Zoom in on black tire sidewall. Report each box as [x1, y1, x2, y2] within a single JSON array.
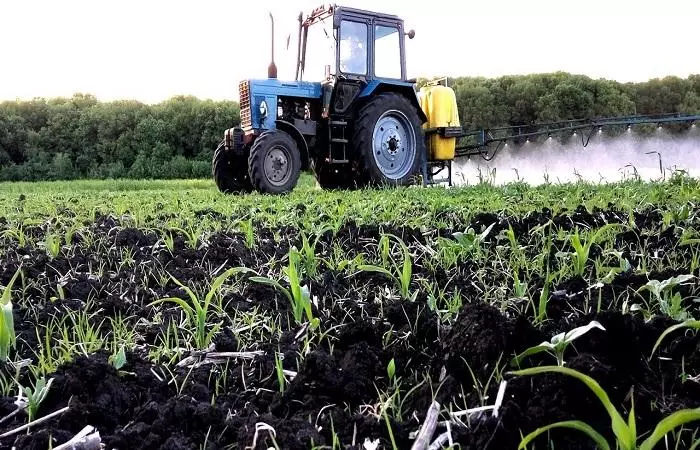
[[353, 93, 425, 186], [212, 140, 252, 193], [248, 130, 301, 194]]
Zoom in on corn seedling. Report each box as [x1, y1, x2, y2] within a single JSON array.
[[510, 365, 700, 450], [161, 230, 175, 253], [250, 248, 317, 327], [19, 376, 53, 423], [149, 267, 249, 350], [299, 225, 332, 278], [168, 225, 199, 249], [512, 320, 606, 367], [2, 225, 29, 248], [238, 218, 255, 249], [357, 234, 415, 301], [533, 271, 554, 325], [512, 269, 528, 301], [436, 223, 495, 269], [387, 358, 396, 382], [650, 319, 700, 359], [0, 267, 21, 362], [564, 224, 622, 277], [109, 346, 127, 370], [274, 352, 286, 393], [637, 274, 694, 321]]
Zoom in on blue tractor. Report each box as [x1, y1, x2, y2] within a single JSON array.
[[213, 4, 430, 194]]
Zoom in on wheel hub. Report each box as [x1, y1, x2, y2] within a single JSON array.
[[387, 135, 401, 154], [372, 110, 416, 179], [264, 147, 291, 185]]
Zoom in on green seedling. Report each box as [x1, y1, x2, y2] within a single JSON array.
[[436, 222, 495, 268], [565, 224, 622, 277], [357, 234, 415, 301], [299, 225, 332, 278], [512, 320, 606, 367], [238, 218, 255, 249], [19, 376, 53, 423], [387, 358, 396, 382], [250, 248, 317, 326], [0, 267, 21, 362], [149, 267, 248, 350], [274, 352, 286, 393], [168, 225, 199, 249], [510, 366, 700, 450], [512, 269, 528, 300], [162, 230, 175, 253], [637, 274, 694, 321], [650, 319, 700, 359], [109, 346, 127, 370], [534, 270, 554, 325]]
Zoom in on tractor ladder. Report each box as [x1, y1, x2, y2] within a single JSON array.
[[327, 119, 349, 164]]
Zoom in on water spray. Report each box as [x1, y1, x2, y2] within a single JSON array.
[[453, 127, 700, 186]]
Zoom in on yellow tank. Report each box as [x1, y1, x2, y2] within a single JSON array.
[[419, 84, 460, 160]]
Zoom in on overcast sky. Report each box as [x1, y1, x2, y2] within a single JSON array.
[[1, 0, 699, 103]]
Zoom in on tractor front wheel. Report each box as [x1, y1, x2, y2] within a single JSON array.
[[212, 140, 252, 194], [353, 93, 425, 186], [248, 130, 301, 194]]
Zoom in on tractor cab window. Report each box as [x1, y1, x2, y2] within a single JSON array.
[[374, 25, 401, 79], [304, 17, 335, 81], [339, 20, 367, 75]]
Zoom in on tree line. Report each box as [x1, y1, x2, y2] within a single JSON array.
[[0, 94, 239, 181], [419, 73, 700, 131], [1, 73, 699, 182]]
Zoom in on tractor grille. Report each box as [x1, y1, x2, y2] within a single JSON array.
[[239, 80, 251, 129]]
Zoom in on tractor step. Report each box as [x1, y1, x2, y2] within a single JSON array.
[[328, 118, 349, 163]]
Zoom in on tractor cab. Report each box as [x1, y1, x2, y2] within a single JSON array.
[[213, 5, 454, 196], [297, 5, 416, 119]]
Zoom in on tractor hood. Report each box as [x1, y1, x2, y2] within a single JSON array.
[[245, 79, 322, 98], [239, 79, 322, 131]]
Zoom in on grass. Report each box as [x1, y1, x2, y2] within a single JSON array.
[[2, 171, 700, 230]]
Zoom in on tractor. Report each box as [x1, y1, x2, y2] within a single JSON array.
[[212, 4, 460, 194]]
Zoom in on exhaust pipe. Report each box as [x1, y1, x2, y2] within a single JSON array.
[[268, 12, 277, 79], [295, 12, 302, 80]]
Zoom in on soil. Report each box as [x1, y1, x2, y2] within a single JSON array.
[[0, 204, 699, 449]]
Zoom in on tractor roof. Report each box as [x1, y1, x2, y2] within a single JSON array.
[[333, 5, 402, 22], [303, 4, 402, 27]]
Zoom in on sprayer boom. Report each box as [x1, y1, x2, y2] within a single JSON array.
[[452, 112, 700, 159]]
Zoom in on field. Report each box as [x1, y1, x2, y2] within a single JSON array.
[[1, 173, 700, 449]]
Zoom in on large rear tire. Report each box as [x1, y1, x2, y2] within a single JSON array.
[[248, 130, 301, 194], [352, 93, 425, 187], [212, 140, 252, 194]]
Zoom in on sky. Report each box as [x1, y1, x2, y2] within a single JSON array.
[[1, 0, 699, 104]]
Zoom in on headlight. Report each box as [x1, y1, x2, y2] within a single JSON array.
[[259, 100, 268, 118]]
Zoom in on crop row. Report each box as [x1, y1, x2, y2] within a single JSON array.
[[0, 188, 698, 448]]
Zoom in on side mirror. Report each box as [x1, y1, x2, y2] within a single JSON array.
[[407, 29, 416, 39]]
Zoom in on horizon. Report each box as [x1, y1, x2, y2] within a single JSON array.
[[1, 0, 699, 104]]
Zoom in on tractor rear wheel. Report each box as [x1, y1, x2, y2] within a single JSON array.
[[212, 140, 252, 193], [353, 93, 425, 186], [248, 129, 301, 194]]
